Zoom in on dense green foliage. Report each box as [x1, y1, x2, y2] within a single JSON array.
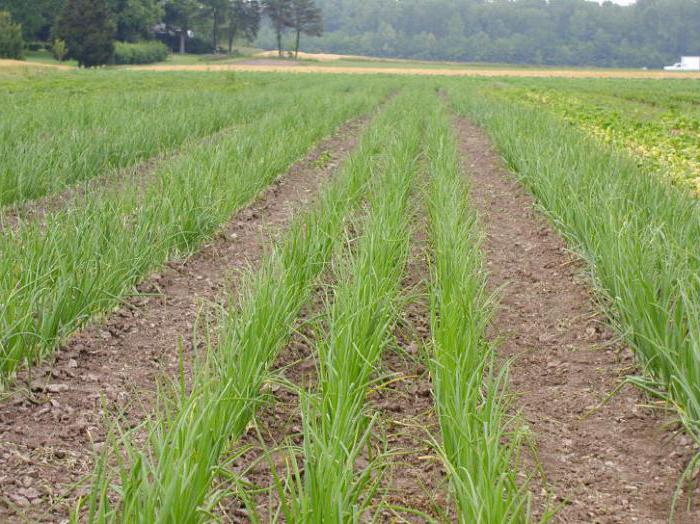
[[52, 38, 68, 61], [0, 73, 271, 206], [107, 0, 163, 42], [289, 92, 420, 521], [0, 10, 23, 59], [3, 0, 700, 66], [55, 0, 115, 66], [113, 40, 169, 63], [425, 101, 529, 523], [0, 0, 62, 42], [256, 0, 700, 67]]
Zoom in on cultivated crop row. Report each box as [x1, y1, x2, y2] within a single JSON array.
[[286, 93, 422, 521], [425, 103, 529, 523], [0, 72, 322, 207], [450, 84, 700, 454], [0, 77, 394, 382], [77, 89, 529, 522], [493, 80, 700, 194], [82, 89, 417, 523]]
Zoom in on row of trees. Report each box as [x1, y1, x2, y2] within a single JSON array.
[[0, 0, 323, 66], [256, 0, 700, 68], [5, 0, 699, 68], [164, 0, 321, 57]]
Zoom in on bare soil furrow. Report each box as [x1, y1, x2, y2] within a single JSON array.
[[369, 212, 448, 522], [220, 292, 321, 521], [0, 116, 369, 523], [453, 116, 700, 523]]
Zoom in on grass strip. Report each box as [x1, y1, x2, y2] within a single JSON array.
[[449, 84, 700, 465], [81, 90, 408, 523], [283, 91, 425, 522], [0, 76, 394, 382], [424, 101, 530, 523]]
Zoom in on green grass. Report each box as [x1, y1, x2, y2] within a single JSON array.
[[283, 90, 425, 522], [0, 75, 394, 383], [424, 101, 531, 523], [81, 88, 404, 523], [448, 82, 700, 448]]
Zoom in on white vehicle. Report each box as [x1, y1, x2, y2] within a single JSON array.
[[664, 56, 700, 71]]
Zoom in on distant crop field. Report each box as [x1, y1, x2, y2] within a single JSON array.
[[491, 78, 700, 193], [130, 60, 700, 79], [1, 67, 699, 523]]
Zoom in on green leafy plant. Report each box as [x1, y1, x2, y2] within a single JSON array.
[[286, 91, 423, 522]]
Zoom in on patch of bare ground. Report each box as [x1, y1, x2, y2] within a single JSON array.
[[0, 123, 242, 233], [0, 115, 370, 523], [453, 116, 700, 523]]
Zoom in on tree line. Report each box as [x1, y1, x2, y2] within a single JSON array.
[[2, 0, 699, 68], [0, 0, 322, 66], [256, 0, 699, 68]]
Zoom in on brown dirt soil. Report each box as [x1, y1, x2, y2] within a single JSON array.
[[132, 63, 700, 80], [0, 116, 369, 523], [453, 116, 700, 523]]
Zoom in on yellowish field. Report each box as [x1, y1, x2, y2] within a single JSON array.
[[132, 61, 700, 79], [0, 58, 72, 70], [4, 54, 700, 79]]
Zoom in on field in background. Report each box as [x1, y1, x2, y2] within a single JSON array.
[[5, 49, 700, 79], [1, 65, 700, 522]]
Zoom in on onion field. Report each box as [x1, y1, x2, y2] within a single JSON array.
[[1, 66, 699, 523]]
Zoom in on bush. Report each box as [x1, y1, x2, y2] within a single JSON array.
[[113, 41, 169, 65], [0, 11, 24, 60], [52, 39, 68, 62], [187, 36, 215, 55], [55, 0, 114, 67]]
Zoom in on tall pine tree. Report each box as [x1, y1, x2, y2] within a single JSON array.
[[262, 0, 291, 57], [227, 0, 261, 54], [56, 0, 115, 67], [287, 0, 321, 59]]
